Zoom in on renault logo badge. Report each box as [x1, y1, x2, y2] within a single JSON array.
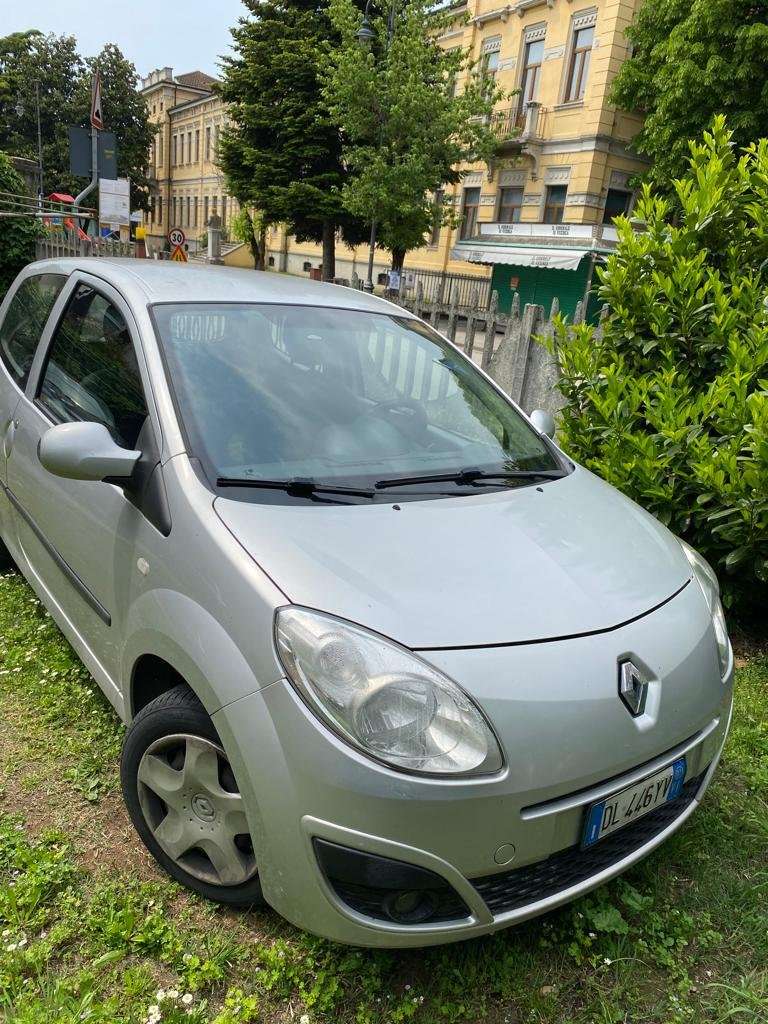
[[619, 660, 648, 717]]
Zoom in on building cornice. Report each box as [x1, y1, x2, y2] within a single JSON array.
[[473, 0, 555, 27]]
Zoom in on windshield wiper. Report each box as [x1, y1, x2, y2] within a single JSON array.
[[374, 467, 565, 490], [216, 477, 376, 499]]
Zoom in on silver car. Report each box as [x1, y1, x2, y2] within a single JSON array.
[[0, 259, 732, 947]]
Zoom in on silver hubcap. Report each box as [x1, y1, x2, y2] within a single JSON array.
[[137, 734, 257, 887]]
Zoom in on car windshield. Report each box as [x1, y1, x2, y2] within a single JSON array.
[[152, 302, 563, 501]]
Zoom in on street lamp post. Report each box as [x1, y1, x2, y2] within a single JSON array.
[[356, 0, 398, 293], [15, 82, 44, 215]]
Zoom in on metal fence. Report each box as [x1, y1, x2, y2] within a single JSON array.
[[36, 233, 136, 261], [398, 267, 492, 310]]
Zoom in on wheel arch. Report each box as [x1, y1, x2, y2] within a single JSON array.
[[122, 589, 277, 722]]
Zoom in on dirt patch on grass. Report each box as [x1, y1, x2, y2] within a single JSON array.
[[732, 629, 767, 669]]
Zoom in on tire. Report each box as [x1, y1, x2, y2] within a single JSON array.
[[0, 535, 16, 571], [121, 683, 265, 907]]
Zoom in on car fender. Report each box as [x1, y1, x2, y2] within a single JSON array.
[[121, 587, 282, 720]]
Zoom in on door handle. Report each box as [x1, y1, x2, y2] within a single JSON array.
[[3, 419, 17, 458]]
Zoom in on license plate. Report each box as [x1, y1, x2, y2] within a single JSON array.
[[582, 757, 687, 848]]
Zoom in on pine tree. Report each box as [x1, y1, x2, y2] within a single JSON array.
[[218, 0, 365, 279]]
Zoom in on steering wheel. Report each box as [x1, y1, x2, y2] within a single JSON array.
[[365, 398, 429, 439]]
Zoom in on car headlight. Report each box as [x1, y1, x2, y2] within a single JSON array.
[[274, 606, 503, 776], [680, 541, 731, 677]]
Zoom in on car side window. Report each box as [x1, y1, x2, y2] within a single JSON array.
[[38, 284, 149, 449], [0, 273, 66, 388]]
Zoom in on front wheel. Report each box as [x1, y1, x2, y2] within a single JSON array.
[[0, 535, 15, 571], [120, 684, 265, 906]]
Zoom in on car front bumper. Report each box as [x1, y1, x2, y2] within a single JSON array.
[[213, 581, 733, 947]]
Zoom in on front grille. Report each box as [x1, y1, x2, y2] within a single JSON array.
[[472, 772, 705, 917]]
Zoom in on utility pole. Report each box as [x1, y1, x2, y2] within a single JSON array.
[[35, 81, 43, 215], [357, 0, 398, 293]]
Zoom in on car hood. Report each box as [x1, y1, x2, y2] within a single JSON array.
[[214, 466, 691, 649]]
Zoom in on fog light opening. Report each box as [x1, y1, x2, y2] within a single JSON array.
[[383, 889, 439, 924]]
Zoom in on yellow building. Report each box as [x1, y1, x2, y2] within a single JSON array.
[[140, 0, 646, 316], [140, 67, 239, 255]]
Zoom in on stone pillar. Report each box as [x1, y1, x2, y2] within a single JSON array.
[[523, 101, 541, 139], [207, 214, 223, 265]]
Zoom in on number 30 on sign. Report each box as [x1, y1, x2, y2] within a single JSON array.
[[168, 228, 188, 262]]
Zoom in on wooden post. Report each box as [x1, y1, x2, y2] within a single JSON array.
[[481, 290, 499, 370], [447, 289, 459, 343], [464, 288, 479, 358]]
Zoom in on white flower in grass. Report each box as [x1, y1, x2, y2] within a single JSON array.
[[181, 993, 194, 1005], [167, 990, 179, 1001], [300, 1015, 310, 1024], [603, 957, 612, 965], [156, 990, 166, 1002]]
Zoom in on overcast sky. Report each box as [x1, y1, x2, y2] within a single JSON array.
[[4, 0, 249, 79]]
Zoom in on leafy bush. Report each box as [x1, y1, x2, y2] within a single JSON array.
[[0, 152, 39, 298], [551, 118, 768, 628]]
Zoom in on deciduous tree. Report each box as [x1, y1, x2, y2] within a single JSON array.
[[611, 0, 768, 189], [324, 0, 502, 272], [0, 33, 152, 210]]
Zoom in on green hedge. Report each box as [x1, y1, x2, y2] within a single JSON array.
[[0, 152, 39, 299], [551, 118, 768, 629]]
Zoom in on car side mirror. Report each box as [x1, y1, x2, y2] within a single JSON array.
[[38, 422, 141, 482], [530, 409, 556, 439]]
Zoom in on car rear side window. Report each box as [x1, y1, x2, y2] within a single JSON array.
[[38, 284, 149, 449], [0, 273, 66, 389]]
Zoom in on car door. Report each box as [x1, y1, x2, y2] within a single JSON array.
[[6, 272, 162, 696], [0, 271, 69, 540]]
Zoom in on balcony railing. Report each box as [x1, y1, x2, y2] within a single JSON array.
[[488, 102, 549, 144]]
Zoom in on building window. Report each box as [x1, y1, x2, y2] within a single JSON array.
[[268, 255, 275, 267], [172, 196, 177, 225], [193, 196, 198, 227], [429, 190, 444, 245], [157, 134, 163, 167], [460, 187, 481, 239], [171, 135, 177, 165], [565, 24, 594, 103], [543, 185, 567, 224], [186, 196, 192, 226], [205, 126, 212, 161], [221, 196, 227, 227], [482, 49, 500, 78], [187, 132, 192, 164], [157, 196, 163, 225], [195, 129, 200, 162], [603, 188, 632, 223], [214, 124, 220, 160], [303, 261, 312, 272], [203, 195, 209, 224], [498, 186, 523, 224], [212, 195, 218, 217], [520, 39, 544, 108]]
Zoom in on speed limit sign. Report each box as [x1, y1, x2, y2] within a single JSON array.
[[168, 227, 186, 248]]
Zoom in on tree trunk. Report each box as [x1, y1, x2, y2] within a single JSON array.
[[322, 219, 336, 282], [391, 246, 406, 273], [244, 208, 266, 270]]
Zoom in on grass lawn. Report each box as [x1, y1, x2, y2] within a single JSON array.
[[0, 569, 765, 1024]]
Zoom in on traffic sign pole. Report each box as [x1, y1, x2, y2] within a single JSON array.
[[72, 72, 104, 235]]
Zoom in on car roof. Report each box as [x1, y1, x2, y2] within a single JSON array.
[[27, 257, 415, 317]]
